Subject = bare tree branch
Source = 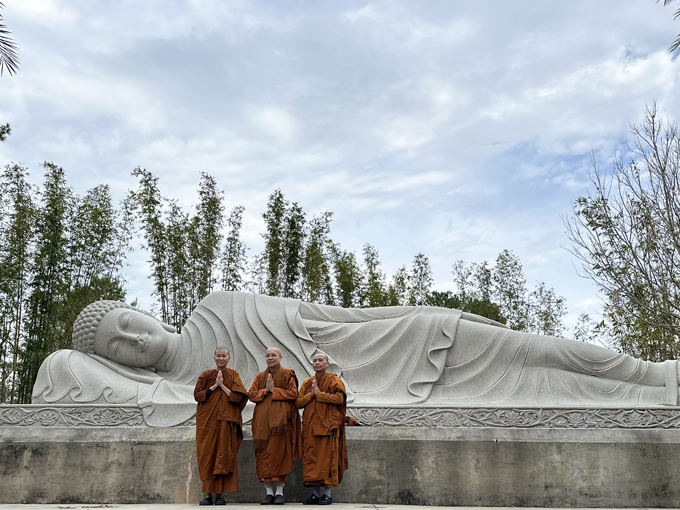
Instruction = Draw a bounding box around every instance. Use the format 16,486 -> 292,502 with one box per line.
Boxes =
564,104 -> 680,361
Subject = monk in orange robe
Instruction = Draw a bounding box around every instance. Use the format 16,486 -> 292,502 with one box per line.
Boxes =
248,347 -> 302,505
194,347 -> 248,505
296,352 -> 348,505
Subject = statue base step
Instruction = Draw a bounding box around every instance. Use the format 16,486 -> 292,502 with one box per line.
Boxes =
2,423 -> 680,507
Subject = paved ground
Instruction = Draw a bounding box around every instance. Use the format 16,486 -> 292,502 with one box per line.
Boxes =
0,505 -> 669,510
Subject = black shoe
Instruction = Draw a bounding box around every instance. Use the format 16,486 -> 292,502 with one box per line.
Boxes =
318,494 -> 332,505
303,493 -> 320,505
273,494 -> 286,505
260,494 -> 275,505
214,496 -> 226,505
199,495 -> 214,506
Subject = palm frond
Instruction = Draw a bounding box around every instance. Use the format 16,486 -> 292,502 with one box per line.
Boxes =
661,0 -> 680,54
0,1 -> 19,76
670,33 -> 680,53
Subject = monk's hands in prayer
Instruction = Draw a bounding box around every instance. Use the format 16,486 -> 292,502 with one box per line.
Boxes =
266,373 -> 275,393
210,370 -> 222,391
210,370 -> 223,392
311,378 -> 319,398
216,370 -> 231,396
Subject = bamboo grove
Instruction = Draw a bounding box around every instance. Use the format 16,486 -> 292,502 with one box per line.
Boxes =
1,160 -> 569,405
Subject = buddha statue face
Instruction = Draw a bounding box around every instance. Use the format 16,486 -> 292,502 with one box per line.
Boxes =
93,308 -> 175,368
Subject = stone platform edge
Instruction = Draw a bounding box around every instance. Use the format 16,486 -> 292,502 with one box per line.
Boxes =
3,403 -> 680,429
3,423 -> 680,506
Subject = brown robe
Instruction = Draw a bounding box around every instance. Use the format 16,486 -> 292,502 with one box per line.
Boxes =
194,367 -> 248,493
296,372 -> 348,487
248,366 -> 302,481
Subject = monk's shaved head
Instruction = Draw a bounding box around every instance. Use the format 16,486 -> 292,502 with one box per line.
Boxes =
313,352 -> 329,362
265,346 -> 283,371
266,347 -> 283,357
312,351 -> 330,374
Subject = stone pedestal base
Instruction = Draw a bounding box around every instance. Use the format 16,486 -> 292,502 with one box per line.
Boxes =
2,424 -> 680,507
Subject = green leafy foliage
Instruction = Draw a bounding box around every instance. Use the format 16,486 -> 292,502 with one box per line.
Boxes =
408,253 -> 433,306
282,202 -> 306,298
0,164 -> 35,403
262,189 -> 287,297
1,162 -> 574,402
0,163 -> 129,403
221,206 -> 246,291
127,168 -> 169,320
361,244 -> 389,307
334,248 -> 362,308
565,105 -> 680,360
127,169 -> 226,330
389,266 -> 410,306
426,291 -> 506,324
301,211 -> 335,304
450,250 -> 566,333
194,173 -> 224,302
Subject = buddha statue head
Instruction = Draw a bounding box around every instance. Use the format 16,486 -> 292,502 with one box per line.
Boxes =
73,300 -> 179,369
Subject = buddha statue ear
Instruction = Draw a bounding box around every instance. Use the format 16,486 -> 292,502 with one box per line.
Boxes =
161,322 -> 177,333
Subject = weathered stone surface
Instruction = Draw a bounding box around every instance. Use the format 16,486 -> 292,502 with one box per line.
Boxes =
2,425 -> 680,507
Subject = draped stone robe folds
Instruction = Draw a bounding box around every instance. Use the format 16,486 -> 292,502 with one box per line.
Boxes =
248,367 -> 302,481
296,372 -> 348,487
32,291 -> 680,430
194,368 -> 248,494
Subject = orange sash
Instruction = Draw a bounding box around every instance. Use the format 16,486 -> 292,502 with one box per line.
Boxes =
251,367 -> 301,452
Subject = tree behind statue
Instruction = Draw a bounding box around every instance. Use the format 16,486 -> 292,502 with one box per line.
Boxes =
565,104 -> 680,361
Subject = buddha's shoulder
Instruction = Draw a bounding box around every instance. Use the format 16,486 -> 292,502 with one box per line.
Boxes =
43,349 -> 102,367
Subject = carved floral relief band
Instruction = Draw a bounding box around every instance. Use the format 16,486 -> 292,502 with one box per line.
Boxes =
5,404 -> 680,429
346,406 -> 680,429
0,405 -> 144,427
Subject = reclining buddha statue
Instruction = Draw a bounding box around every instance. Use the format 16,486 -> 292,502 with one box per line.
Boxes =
32,291 -> 680,426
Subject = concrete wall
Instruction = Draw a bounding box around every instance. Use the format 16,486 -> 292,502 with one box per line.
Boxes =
2,426 -> 680,507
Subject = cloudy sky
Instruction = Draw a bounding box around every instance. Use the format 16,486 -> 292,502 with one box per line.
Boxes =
1,0 -> 679,332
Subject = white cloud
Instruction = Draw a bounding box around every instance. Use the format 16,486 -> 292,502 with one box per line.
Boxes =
2,0 -> 679,333
10,0 -> 79,26
248,106 -> 298,144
